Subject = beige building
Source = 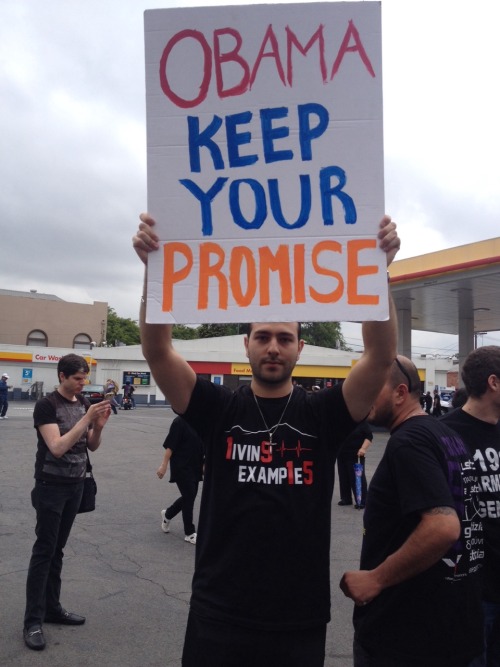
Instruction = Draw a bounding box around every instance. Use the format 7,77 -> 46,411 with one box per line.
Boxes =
0,289 -> 107,349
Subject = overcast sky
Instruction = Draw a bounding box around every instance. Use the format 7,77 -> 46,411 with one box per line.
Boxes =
1,0 -> 499,355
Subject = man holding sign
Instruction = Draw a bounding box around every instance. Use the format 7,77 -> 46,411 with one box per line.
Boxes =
140,3 -> 397,662
133,212 -> 399,666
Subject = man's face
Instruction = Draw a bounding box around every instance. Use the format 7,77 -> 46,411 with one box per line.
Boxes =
244,323 -> 303,387
367,381 -> 396,428
60,371 -> 88,395
487,374 -> 500,418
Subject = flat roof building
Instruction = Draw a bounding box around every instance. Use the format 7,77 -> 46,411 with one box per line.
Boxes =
0,289 -> 107,349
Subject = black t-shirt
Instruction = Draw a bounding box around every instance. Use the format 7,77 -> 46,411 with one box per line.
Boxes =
33,391 -> 90,482
354,415 -> 483,665
441,408 -> 500,603
181,379 -> 356,630
162,416 -> 204,483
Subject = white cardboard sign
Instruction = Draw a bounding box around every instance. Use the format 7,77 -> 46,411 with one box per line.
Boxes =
144,2 -> 386,323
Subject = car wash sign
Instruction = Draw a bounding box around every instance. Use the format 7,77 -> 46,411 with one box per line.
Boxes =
144,2 -> 386,324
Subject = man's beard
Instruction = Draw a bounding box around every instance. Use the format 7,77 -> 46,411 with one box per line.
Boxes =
250,359 -> 293,386
368,400 -> 395,429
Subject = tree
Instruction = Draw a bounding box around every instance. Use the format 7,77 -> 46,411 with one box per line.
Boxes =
172,324 -> 199,340
105,308 -> 348,350
197,323 -> 245,338
106,308 -> 140,346
301,322 -> 350,350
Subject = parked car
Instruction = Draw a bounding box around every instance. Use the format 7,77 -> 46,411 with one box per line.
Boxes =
439,390 -> 454,413
80,384 -> 105,404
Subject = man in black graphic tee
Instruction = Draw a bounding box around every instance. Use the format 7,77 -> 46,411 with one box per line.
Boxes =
340,356 -> 483,667
442,346 -> 500,667
134,213 -> 400,667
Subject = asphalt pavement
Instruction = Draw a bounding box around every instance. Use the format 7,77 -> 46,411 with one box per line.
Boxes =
0,401 -> 387,667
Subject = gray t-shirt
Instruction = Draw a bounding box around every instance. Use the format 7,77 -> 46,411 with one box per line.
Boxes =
33,391 -> 89,482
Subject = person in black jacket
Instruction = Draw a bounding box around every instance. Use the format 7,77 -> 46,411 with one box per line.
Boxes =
157,417 -> 204,545
432,390 -> 442,416
0,372 -> 12,418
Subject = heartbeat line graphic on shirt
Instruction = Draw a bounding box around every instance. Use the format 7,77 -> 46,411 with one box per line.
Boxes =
275,440 -> 313,457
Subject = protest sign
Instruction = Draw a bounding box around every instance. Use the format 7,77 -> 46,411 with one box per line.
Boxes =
144,2 -> 386,323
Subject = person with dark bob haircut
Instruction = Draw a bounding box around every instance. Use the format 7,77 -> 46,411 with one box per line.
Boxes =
57,353 -> 90,379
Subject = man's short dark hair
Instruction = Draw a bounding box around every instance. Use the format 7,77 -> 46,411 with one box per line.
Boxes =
245,322 -> 302,339
461,346 -> 500,398
57,353 -> 89,379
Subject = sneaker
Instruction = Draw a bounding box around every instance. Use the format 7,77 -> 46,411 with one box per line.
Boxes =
160,509 -> 170,533
0,416 -> 4,420
184,533 -> 196,545
2,416 -> 7,419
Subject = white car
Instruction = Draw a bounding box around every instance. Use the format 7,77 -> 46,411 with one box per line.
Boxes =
439,390 -> 454,413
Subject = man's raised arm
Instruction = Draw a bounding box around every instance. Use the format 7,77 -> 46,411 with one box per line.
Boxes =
342,215 -> 400,422
133,214 -> 196,414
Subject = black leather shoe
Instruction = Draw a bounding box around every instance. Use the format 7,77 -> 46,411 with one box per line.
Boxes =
354,504 -> 365,510
45,609 -> 86,625
24,625 -> 46,651
338,499 -> 352,506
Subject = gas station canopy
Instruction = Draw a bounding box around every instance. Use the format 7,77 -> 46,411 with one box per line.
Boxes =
389,237 -> 500,368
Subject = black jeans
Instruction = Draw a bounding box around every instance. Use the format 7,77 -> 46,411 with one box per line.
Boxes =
0,395 -> 8,417
166,477 -> 199,535
354,637 -> 472,667
24,480 -> 83,628
182,610 -> 326,667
